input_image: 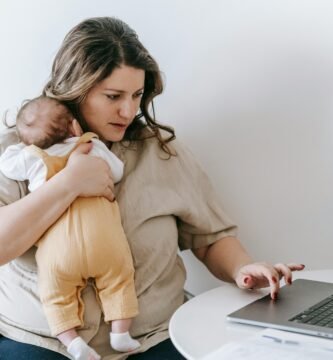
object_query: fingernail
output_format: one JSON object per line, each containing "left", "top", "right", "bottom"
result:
{"left": 301, "top": 264, "right": 305, "bottom": 268}
{"left": 288, "top": 278, "right": 292, "bottom": 285}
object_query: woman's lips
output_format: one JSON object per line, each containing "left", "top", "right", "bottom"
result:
{"left": 109, "top": 123, "right": 127, "bottom": 129}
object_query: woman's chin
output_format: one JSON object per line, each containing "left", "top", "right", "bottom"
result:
{"left": 104, "top": 134, "right": 126, "bottom": 143}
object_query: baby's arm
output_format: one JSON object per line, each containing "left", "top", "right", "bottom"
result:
{"left": 23, "top": 148, "right": 48, "bottom": 191}
{"left": 0, "top": 144, "right": 48, "bottom": 192}
{"left": 0, "top": 143, "right": 28, "bottom": 181}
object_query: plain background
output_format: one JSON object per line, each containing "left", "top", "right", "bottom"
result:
{"left": 1, "top": 0, "right": 333, "bottom": 295}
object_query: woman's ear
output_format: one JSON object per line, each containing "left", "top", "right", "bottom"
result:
{"left": 69, "top": 119, "right": 83, "bottom": 137}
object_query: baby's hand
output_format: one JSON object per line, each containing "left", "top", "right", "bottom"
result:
{"left": 235, "top": 262, "right": 305, "bottom": 299}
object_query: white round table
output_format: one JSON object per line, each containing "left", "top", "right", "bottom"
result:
{"left": 169, "top": 270, "right": 333, "bottom": 359}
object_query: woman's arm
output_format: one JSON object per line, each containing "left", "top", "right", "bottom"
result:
{"left": 0, "top": 143, "right": 114, "bottom": 265}
{"left": 192, "top": 236, "right": 252, "bottom": 283}
{"left": 192, "top": 236, "right": 304, "bottom": 299}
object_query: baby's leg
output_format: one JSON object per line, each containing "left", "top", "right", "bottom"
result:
{"left": 89, "top": 200, "right": 140, "bottom": 352}
{"left": 58, "top": 328, "right": 101, "bottom": 360}
{"left": 110, "top": 318, "right": 140, "bottom": 352}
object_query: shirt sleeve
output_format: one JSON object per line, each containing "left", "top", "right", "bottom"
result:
{"left": 171, "top": 140, "right": 238, "bottom": 250}
{"left": 0, "top": 129, "right": 29, "bottom": 206}
{"left": 0, "top": 143, "right": 28, "bottom": 181}
{"left": 90, "top": 138, "right": 124, "bottom": 183}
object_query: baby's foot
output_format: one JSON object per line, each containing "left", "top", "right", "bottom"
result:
{"left": 67, "top": 336, "right": 101, "bottom": 360}
{"left": 110, "top": 331, "right": 140, "bottom": 352}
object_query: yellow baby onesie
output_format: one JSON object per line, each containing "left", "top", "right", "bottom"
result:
{"left": 32, "top": 133, "right": 138, "bottom": 336}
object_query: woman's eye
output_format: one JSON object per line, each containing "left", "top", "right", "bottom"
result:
{"left": 134, "top": 92, "right": 144, "bottom": 98}
{"left": 106, "top": 94, "right": 119, "bottom": 100}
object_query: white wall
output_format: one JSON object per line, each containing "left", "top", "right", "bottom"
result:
{"left": 1, "top": 0, "right": 333, "bottom": 295}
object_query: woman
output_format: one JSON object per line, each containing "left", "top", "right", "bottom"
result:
{"left": 0, "top": 17, "right": 304, "bottom": 359}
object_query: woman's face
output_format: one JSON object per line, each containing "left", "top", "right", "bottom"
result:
{"left": 80, "top": 65, "right": 145, "bottom": 143}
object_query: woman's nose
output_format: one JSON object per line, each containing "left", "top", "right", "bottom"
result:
{"left": 119, "top": 100, "right": 136, "bottom": 120}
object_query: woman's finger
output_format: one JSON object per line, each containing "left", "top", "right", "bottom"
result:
{"left": 257, "top": 266, "right": 280, "bottom": 299}
{"left": 103, "top": 185, "right": 115, "bottom": 202}
{"left": 287, "top": 263, "right": 306, "bottom": 271}
{"left": 241, "top": 275, "right": 255, "bottom": 289}
{"left": 71, "top": 142, "right": 92, "bottom": 156}
{"left": 274, "top": 263, "right": 293, "bottom": 285}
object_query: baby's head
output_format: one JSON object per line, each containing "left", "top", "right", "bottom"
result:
{"left": 16, "top": 96, "right": 74, "bottom": 149}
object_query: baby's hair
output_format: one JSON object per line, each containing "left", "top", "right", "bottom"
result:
{"left": 16, "top": 95, "right": 73, "bottom": 149}
{"left": 1, "top": 109, "right": 14, "bottom": 128}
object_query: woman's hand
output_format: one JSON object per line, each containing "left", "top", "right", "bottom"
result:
{"left": 235, "top": 262, "right": 305, "bottom": 299}
{"left": 63, "top": 143, "right": 115, "bottom": 201}
{"left": 192, "top": 238, "right": 304, "bottom": 300}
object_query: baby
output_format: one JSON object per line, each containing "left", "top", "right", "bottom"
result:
{"left": 0, "top": 96, "right": 140, "bottom": 360}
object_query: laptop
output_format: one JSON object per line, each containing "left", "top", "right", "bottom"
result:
{"left": 227, "top": 279, "right": 333, "bottom": 339}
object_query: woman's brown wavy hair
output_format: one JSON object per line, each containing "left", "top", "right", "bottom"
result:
{"left": 43, "top": 16, "right": 175, "bottom": 155}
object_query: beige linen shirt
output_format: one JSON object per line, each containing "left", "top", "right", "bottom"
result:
{"left": 0, "top": 128, "right": 237, "bottom": 359}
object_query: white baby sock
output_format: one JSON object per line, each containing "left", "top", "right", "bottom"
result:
{"left": 110, "top": 331, "right": 140, "bottom": 352}
{"left": 67, "top": 336, "right": 101, "bottom": 360}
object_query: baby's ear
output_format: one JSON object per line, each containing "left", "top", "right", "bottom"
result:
{"left": 69, "top": 119, "right": 83, "bottom": 137}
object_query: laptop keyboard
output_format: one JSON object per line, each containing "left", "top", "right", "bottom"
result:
{"left": 289, "top": 294, "right": 333, "bottom": 327}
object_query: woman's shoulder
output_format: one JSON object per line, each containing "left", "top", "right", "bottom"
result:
{"left": 0, "top": 127, "right": 20, "bottom": 155}
{"left": 139, "top": 128, "right": 191, "bottom": 157}
{"left": 116, "top": 128, "right": 200, "bottom": 173}
{"left": 135, "top": 131, "right": 205, "bottom": 178}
